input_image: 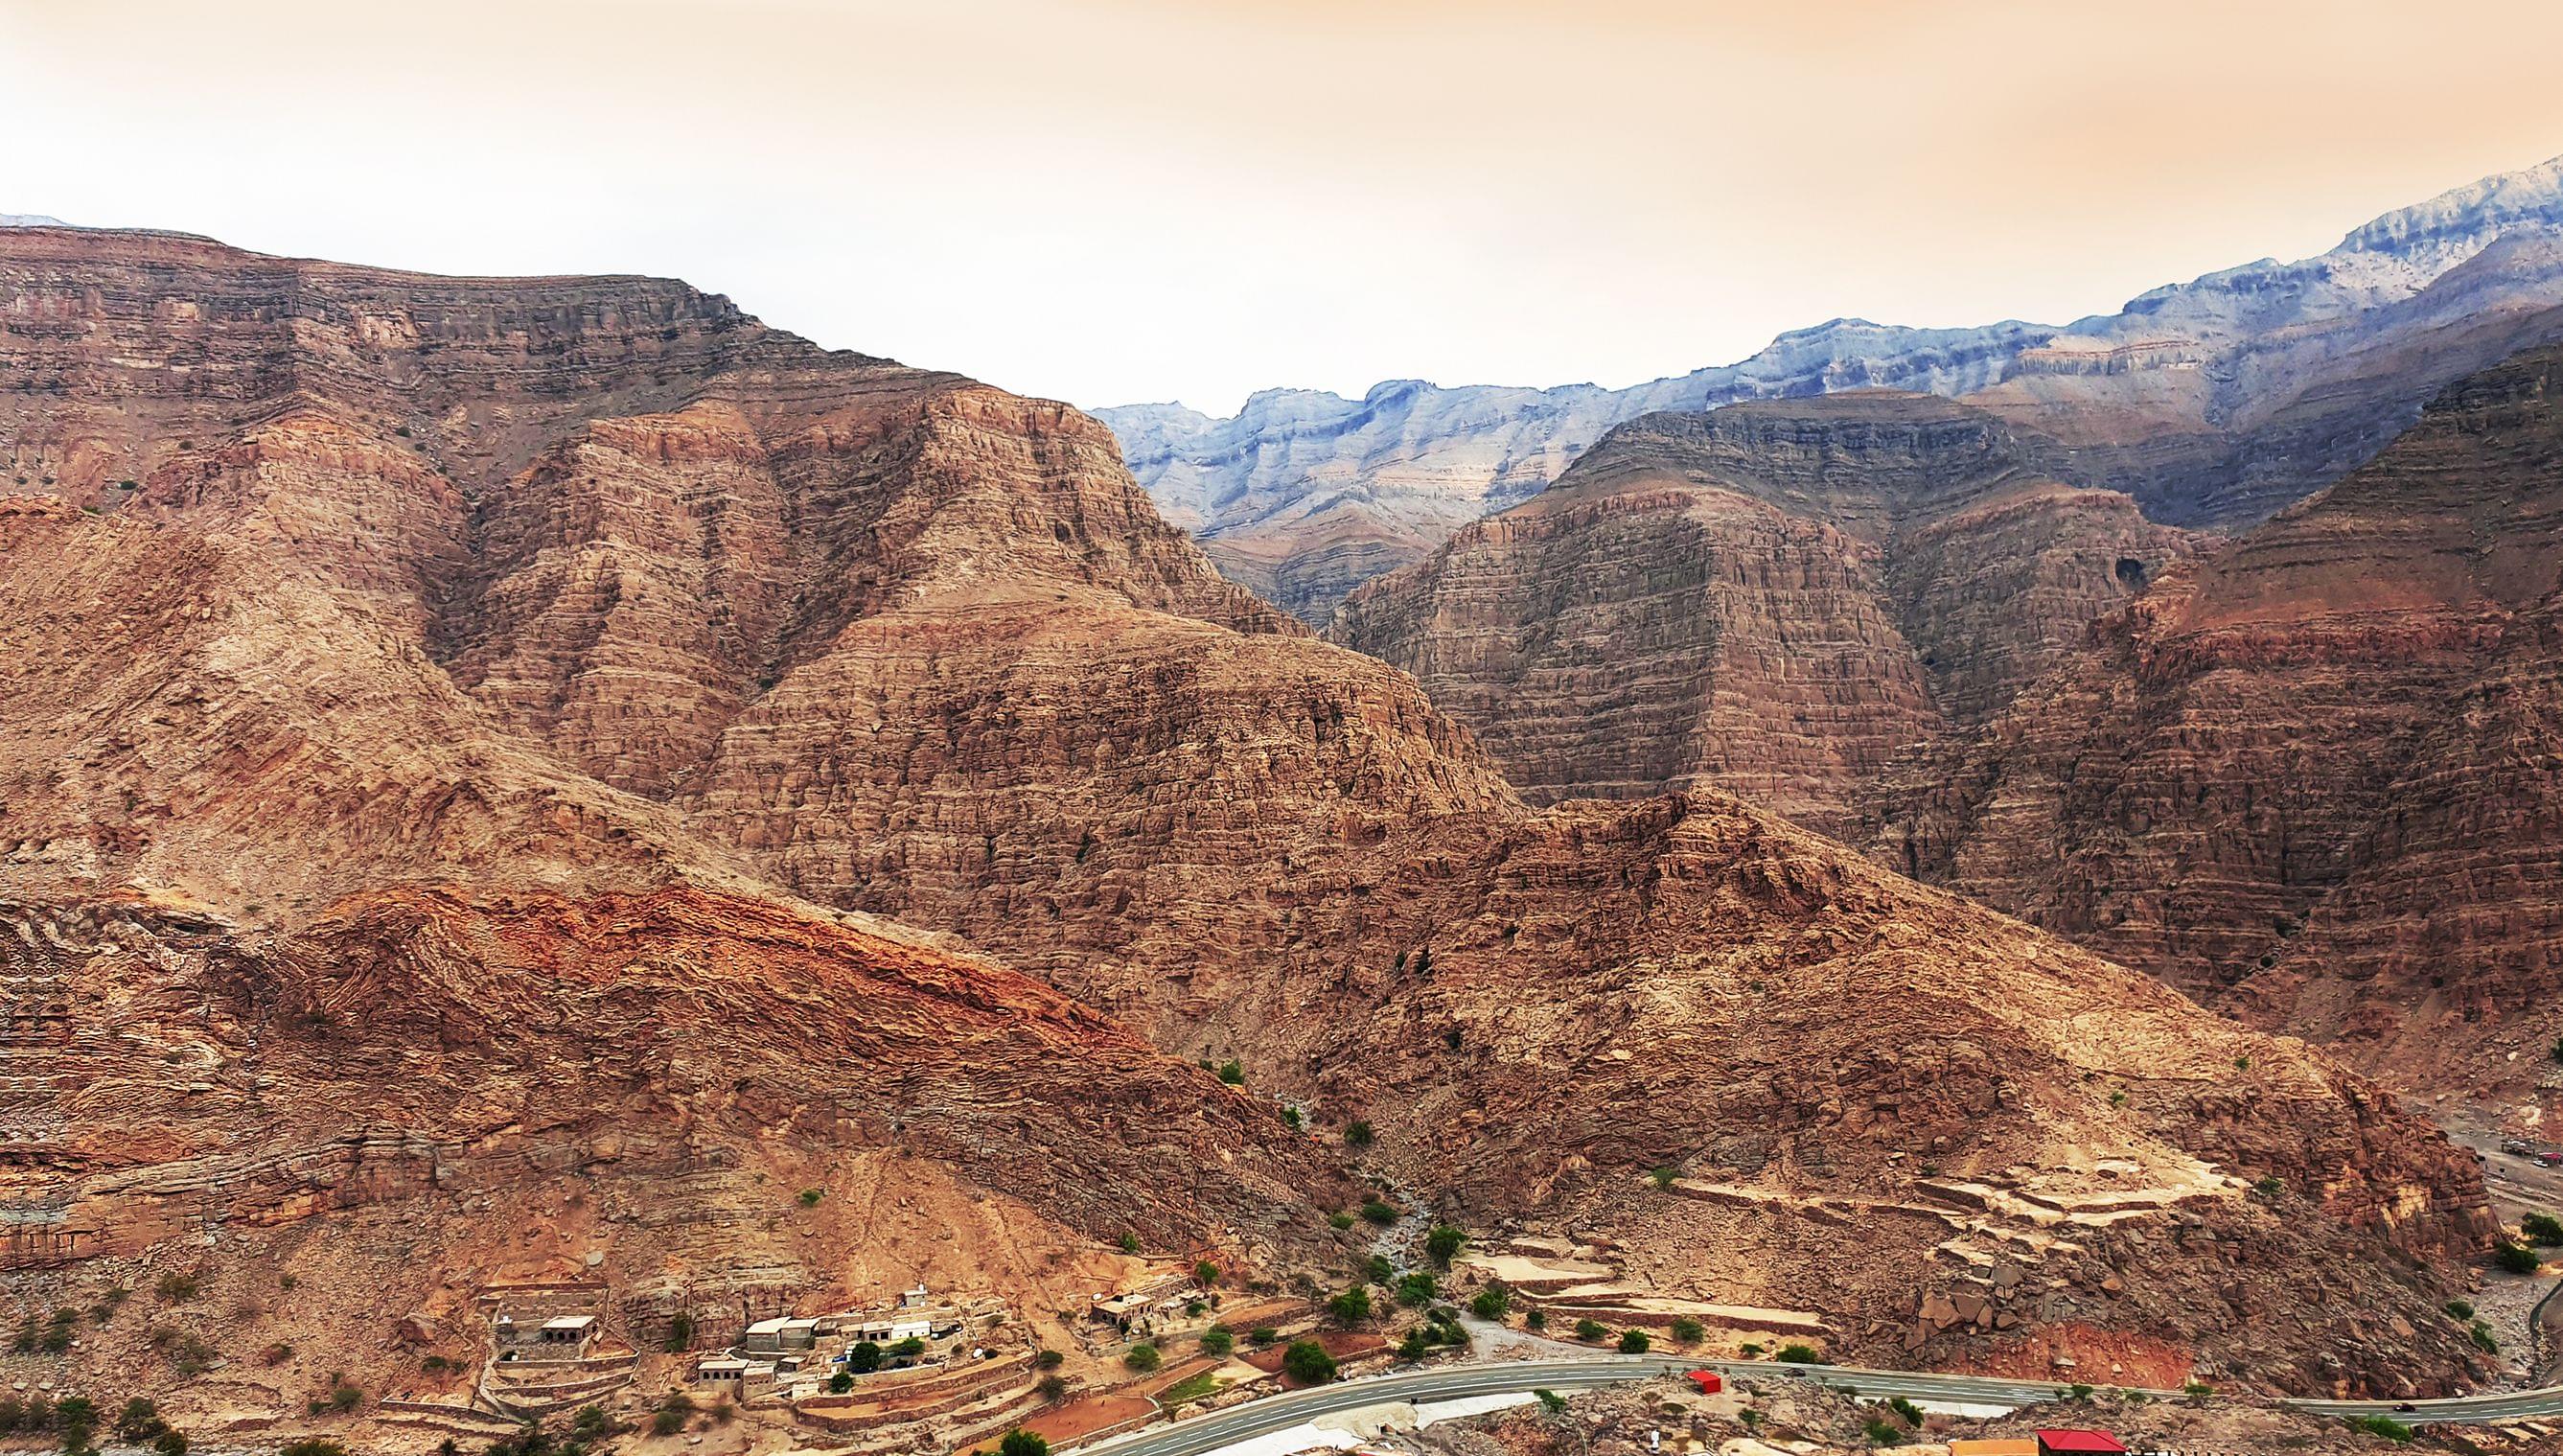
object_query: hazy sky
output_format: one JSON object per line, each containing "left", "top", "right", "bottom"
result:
{"left": 9, "top": 1, "right": 2563, "bottom": 415}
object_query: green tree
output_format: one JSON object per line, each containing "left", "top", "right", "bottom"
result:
{"left": 2444, "top": 1299, "right": 2475, "bottom": 1320}
{"left": 848, "top": 1341, "right": 883, "bottom": 1374}
{"left": 1397, "top": 1273, "right": 1438, "bottom": 1306}
{"left": 1424, "top": 1225, "right": 1465, "bottom": 1266}
{"left": 1000, "top": 1429, "right": 1051, "bottom": 1456}
{"left": 890, "top": 1336, "right": 928, "bottom": 1358}
{"left": 1250, "top": 1327, "right": 1280, "bottom": 1346}
{"left": 1618, "top": 1329, "right": 1651, "bottom": 1353}
{"left": 1397, "top": 1328, "right": 1429, "bottom": 1360}
{"left": 1195, "top": 1259, "right": 1222, "bottom": 1285}
{"left": 828, "top": 1371, "right": 853, "bottom": 1394}
{"left": 1328, "top": 1285, "right": 1373, "bottom": 1327}
{"left": 1036, "top": 1348, "right": 1065, "bottom": 1369}
{"left": 1201, "top": 1326, "right": 1234, "bottom": 1355}
{"left": 2524, "top": 1212, "right": 2563, "bottom": 1245}
{"left": 664, "top": 1310, "right": 695, "bottom": 1352}
{"left": 1669, "top": 1317, "right": 1704, "bottom": 1344}
{"left": 1360, "top": 1200, "right": 1397, "bottom": 1225}
{"left": 1776, "top": 1344, "right": 1823, "bottom": 1364}
{"left": 1123, "top": 1343, "right": 1161, "bottom": 1373}
{"left": 1470, "top": 1283, "right": 1512, "bottom": 1320}
{"left": 1282, "top": 1340, "right": 1337, "bottom": 1385}
{"left": 2496, "top": 1240, "right": 2543, "bottom": 1274}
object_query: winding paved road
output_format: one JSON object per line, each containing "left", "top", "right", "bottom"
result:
{"left": 1070, "top": 1353, "right": 2563, "bottom": 1456}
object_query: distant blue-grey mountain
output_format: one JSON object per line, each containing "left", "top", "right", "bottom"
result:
{"left": 1102, "top": 155, "right": 2563, "bottom": 620}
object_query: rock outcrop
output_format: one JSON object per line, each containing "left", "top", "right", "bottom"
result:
{"left": 1106, "top": 154, "right": 2563, "bottom": 619}
{"left": 1875, "top": 345, "right": 2563, "bottom": 1099}
{"left": 0, "top": 224, "right": 2500, "bottom": 1398}
{"left": 1329, "top": 395, "right": 2193, "bottom": 838}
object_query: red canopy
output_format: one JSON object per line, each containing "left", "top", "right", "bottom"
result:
{"left": 1683, "top": 1371, "right": 1722, "bottom": 1394}
{"left": 2034, "top": 1432, "right": 2127, "bottom": 1455}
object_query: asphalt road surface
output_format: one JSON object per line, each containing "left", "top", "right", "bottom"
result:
{"left": 1070, "top": 1354, "right": 2563, "bottom": 1456}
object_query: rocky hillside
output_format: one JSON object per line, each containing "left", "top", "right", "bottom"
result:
{"left": 1329, "top": 395, "right": 2193, "bottom": 839}
{"left": 0, "top": 225, "right": 2502, "bottom": 1404}
{"left": 1106, "top": 154, "right": 2563, "bottom": 620}
{"left": 1874, "top": 345, "right": 2563, "bottom": 1101}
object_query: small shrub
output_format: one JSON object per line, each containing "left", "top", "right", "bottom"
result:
{"left": 828, "top": 1371, "right": 853, "bottom": 1394}
{"left": 1282, "top": 1105, "right": 1303, "bottom": 1128}
{"left": 1250, "top": 1327, "right": 1280, "bottom": 1346}
{"left": 1366, "top": 1254, "right": 1395, "bottom": 1283}
{"left": 890, "top": 1335, "right": 928, "bottom": 1358}
{"left": 1776, "top": 1344, "right": 1823, "bottom": 1364}
{"left": 1037, "top": 1374, "right": 1070, "bottom": 1402}
{"left": 1740, "top": 1342, "right": 1763, "bottom": 1356}
{"left": 1649, "top": 1166, "right": 1677, "bottom": 1190}
{"left": 279, "top": 1444, "right": 351, "bottom": 1456}
{"left": 155, "top": 1270, "right": 200, "bottom": 1304}
{"left": 1282, "top": 1339, "right": 1336, "bottom": 1385}
{"left": 1573, "top": 1319, "right": 1606, "bottom": 1341}
{"left": 666, "top": 1310, "right": 695, "bottom": 1351}
{"left": 2347, "top": 1414, "right": 2414, "bottom": 1443}
{"left": 2183, "top": 1381, "right": 2214, "bottom": 1403}
{"left": 1397, "top": 1273, "right": 1438, "bottom": 1306}
{"left": 2445, "top": 1298, "right": 2476, "bottom": 1320}
{"left": 2524, "top": 1212, "right": 2563, "bottom": 1245}
{"left": 1471, "top": 1284, "right": 1512, "bottom": 1320}
{"left": 1000, "top": 1431, "right": 1051, "bottom": 1456}
{"left": 1888, "top": 1396, "right": 1923, "bottom": 1427}
{"left": 2233, "top": 1055, "right": 2251, "bottom": 1072}
{"left": 1425, "top": 1225, "right": 1465, "bottom": 1266}
{"left": 1328, "top": 1285, "right": 1373, "bottom": 1327}
{"left": 1328, "top": 1212, "right": 1355, "bottom": 1230}
{"left": 1119, "top": 1232, "right": 1142, "bottom": 1254}
{"left": 1397, "top": 1327, "right": 1429, "bottom": 1360}
{"left": 1216, "top": 1060, "right": 1245, "bottom": 1085}
{"left": 1201, "top": 1326, "right": 1234, "bottom": 1355}
{"left": 2471, "top": 1321, "right": 2499, "bottom": 1353}
{"left": 1360, "top": 1200, "right": 1397, "bottom": 1225}
{"left": 1534, "top": 1389, "right": 1568, "bottom": 1414}
{"left": 1345, "top": 1121, "right": 1374, "bottom": 1148}
{"left": 1618, "top": 1329, "right": 1651, "bottom": 1353}
{"left": 1195, "top": 1259, "right": 1222, "bottom": 1285}
{"left": 2496, "top": 1240, "right": 2542, "bottom": 1274}
{"left": 1036, "top": 1347, "right": 1065, "bottom": 1368}
{"left": 1524, "top": 1309, "right": 1547, "bottom": 1330}
{"left": 2253, "top": 1175, "right": 2284, "bottom": 1198}
{"left": 1122, "top": 1342, "right": 1161, "bottom": 1373}
{"left": 797, "top": 1188, "right": 825, "bottom": 1207}
{"left": 328, "top": 1382, "right": 362, "bottom": 1412}
{"left": 260, "top": 1340, "right": 294, "bottom": 1365}
{"left": 1669, "top": 1316, "right": 1704, "bottom": 1343}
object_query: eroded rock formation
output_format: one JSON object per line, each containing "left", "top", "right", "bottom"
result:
{"left": 1329, "top": 396, "right": 2193, "bottom": 838}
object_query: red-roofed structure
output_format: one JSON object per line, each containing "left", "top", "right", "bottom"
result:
{"left": 1683, "top": 1371, "right": 1722, "bottom": 1394}
{"left": 2034, "top": 1432, "right": 2126, "bottom": 1456}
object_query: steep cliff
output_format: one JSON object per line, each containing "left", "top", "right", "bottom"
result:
{"left": 1107, "top": 154, "right": 2563, "bottom": 619}
{"left": 0, "top": 226, "right": 2500, "bottom": 1401}
{"left": 1876, "top": 346, "right": 2563, "bottom": 1101}
{"left": 1328, "top": 395, "right": 2192, "bottom": 838}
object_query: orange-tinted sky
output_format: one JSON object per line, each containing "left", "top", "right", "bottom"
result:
{"left": 8, "top": 0, "right": 2563, "bottom": 412}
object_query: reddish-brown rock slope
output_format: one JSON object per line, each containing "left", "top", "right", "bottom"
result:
{"left": 1877, "top": 347, "right": 2563, "bottom": 1098}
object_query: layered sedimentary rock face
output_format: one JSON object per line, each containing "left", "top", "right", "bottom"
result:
{"left": 1875, "top": 346, "right": 2563, "bottom": 1097}
{"left": 0, "top": 226, "right": 2500, "bottom": 1398}
{"left": 1329, "top": 395, "right": 2192, "bottom": 839}
{"left": 1106, "top": 154, "right": 2563, "bottom": 620}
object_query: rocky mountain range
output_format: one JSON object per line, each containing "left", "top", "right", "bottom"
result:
{"left": 1106, "top": 154, "right": 2563, "bottom": 621}
{"left": 0, "top": 222, "right": 2505, "bottom": 1429}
